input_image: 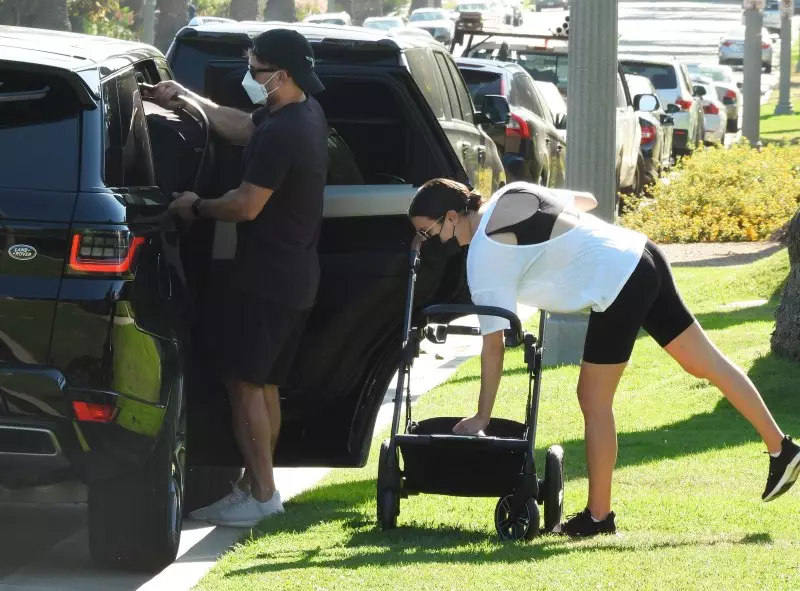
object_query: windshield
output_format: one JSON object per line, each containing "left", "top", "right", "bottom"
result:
{"left": 364, "top": 19, "right": 401, "bottom": 29}
{"left": 457, "top": 3, "right": 489, "bottom": 11}
{"left": 687, "top": 65, "right": 731, "bottom": 83}
{"left": 410, "top": 11, "right": 448, "bottom": 21}
{"left": 466, "top": 48, "right": 569, "bottom": 93}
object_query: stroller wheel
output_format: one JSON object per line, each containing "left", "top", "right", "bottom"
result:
{"left": 377, "top": 439, "right": 400, "bottom": 530}
{"left": 542, "top": 445, "right": 565, "bottom": 532}
{"left": 494, "top": 494, "right": 540, "bottom": 540}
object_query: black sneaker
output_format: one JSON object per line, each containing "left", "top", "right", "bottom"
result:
{"left": 762, "top": 435, "right": 800, "bottom": 502}
{"left": 558, "top": 508, "right": 617, "bottom": 538}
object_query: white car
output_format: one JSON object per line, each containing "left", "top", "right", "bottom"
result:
{"left": 691, "top": 77, "right": 727, "bottom": 145}
{"left": 303, "top": 12, "right": 353, "bottom": 26}
{"left": 685, "top": 63, "right": 741, "bottom": 133}
{"left": 408, "top": 8, "right": 456, "bottom": 44}
{"left": 362, "top": 16, "right": 406, "bottom": 31}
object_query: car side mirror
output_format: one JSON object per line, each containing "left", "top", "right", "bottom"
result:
{"left": 481, "top": 94, "right": 511, "bottom": 125}
{"left": 634, "top": 93, "right": 659, "bottom": 113}
{"left": 736, "top": 81, "right": 743, "bottom": 90}
{"left": 693, "top": 85, "right": 706, "bottom": 97}
{"left": 665, "top": 103, "right": 681, "bottom": 114}
{"left": 554, "top": 112, "right": 567, "bottom": 130}
{"left": 659, "top": 113, "right": 674, "bottom": 126}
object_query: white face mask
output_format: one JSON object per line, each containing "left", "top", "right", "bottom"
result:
{"left": 241, "top": 70, "right": 281, "bottom": 105}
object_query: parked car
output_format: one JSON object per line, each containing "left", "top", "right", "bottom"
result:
{"left": 621, "top": 56, "right": 704, "bottom": 158}
{"left": 465, "top": 36, "right": 641, "bottom": 194}
{"left": 533, "top": 79, "right": 567, "bottom": 141}
{"left": 536, "top": 0, "right": 568, "bottom": 8}
{"left": 453, "top": 0, "right": 506, "bottom": 31}
{"left": 742, "top": 0, "right": 781, "bottom": 32}
{"left": 625, "top": 73, "right": 674, "bottom": 187}
{"left": 690, "top": 77, "right": 727, "bottom": 145}
{"left": 718, "top": 24, "right": 774, "bottom": 73}
{"left": 684, "top": 62, "right": 741, "bottom": 133}
{"left": 362, "top": 16, "right": 406, "bottom": 31}
{"left": 457, "top": 57, "right": 567, "bottom": 187}
{"left": 303, "top": 11, "right": 353, "bottom": 26}
{"left": 0, "top": 21, "right": 500, "bottom": 573}
{"left": 408, "top": 8, "right": 456, "bottom": 44}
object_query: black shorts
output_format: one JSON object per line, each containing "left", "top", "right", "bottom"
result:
{"left": 213, "top": 289, "right": 310, "bottom": 386}
{"left": 583, "top": 239, "right": 695, "bottom": 364}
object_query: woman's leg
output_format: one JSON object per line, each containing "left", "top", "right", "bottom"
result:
{"left": 663, "top": 322, "right": 784, "bottom": 453}
{"left": 577, "top": 361, "right": 628, "bottom": 519}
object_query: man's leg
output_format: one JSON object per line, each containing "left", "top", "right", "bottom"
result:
{"left": 236, "top": 385, "right": 280, "bottom": 493}
{"left": 227, "top": 378, "right": 276, "bottom": 502}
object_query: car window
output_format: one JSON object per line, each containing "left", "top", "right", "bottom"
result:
{"left": 103, "top": 74, "right": 155, "bottom": 187}
{"left": 0, "top": 68, "right": 82, "bottom": 191}
{"left": 459, "top": 68, "right": 502, "bottom": 111}
{"left": 440, "top": 54, "right": 475, "bottom": 124}
{"left": 515, "top": 74, "right": 548, "bottom": 121}
{"left": 405, "top": 49, "right": 447, "bottom": 120}
{"left": 433, "top": 52, "right": 460, "bottom": 120}
{"left": 620, "top": 61, "right": 678, "bottom": 90}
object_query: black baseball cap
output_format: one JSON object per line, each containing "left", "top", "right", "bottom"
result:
{"left": 252, "top": 28, "right": 325, "bottom": 95}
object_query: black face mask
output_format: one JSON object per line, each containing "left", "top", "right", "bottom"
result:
{"left": 421, "top": 234, "right": 462, "bottom": 264}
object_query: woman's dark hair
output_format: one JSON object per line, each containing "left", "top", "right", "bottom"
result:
{"left": 408, "top": 178, "right": 484, "bottom": 219}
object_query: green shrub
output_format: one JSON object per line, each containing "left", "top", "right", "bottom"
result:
{"left": 620, "top": 142, "right": 800, "bottom": 243}
{"left": 194, "top": 0, "right": 231, "bottom": 17}
{"left": 69, "top": 0, "right": 136, "bottom": 39}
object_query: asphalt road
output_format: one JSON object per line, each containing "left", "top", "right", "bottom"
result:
{"left": 0, "top": 3, "right": 786, "bottom": 589}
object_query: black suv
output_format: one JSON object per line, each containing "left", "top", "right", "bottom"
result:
{"left": 0, "top": 23, "right": 484, "bottom": 572}
{"left": 456, "top": 57, "right": 566, "bottom": 187}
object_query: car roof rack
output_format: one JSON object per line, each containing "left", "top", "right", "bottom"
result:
{"left": 450, "top": 23, "right": 568, "bottom": 55}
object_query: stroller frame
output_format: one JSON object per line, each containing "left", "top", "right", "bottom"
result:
{"left": 376, "top": 242, "right": 565, "bottom": 540}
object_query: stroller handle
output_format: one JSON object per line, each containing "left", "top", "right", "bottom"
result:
{"left": 420, "top": 304, "right": 524, "bottom": 344}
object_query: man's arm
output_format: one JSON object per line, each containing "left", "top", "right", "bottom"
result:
{"left": 199, "top": 183, "right": 274, "bottom": 221}
{"left": 150, "top": 81, "right": 255, "bottom": 146}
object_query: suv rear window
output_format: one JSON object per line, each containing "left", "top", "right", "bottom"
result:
{"left": 459, "top": 69, "right": 502, "bottom": 107}
{"left": 621, "top": 62, "right": 677, "bottom": 90}
{"left": 0, "top": 68, "right": 82, "bottom": 191}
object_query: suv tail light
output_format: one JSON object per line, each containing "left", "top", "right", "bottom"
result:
{"left": 640, "top": 123, "right": 656, "bottom": 143}
{"left": 722, "top": 40, "right": 732, "bottom": 47}
{"left": 761, "top": 41, "right": 770, "bottom": 49}
{"left": 69, "top": 230, "right": 144, "bottom": 274}
{"left": 506, "top": 113, "right": 531, "bottom": 140}
{"left": 73, "top": 401, "right": 115, "bottom": 423}
{"left": 675, "top": 98, "right": 694, "bottom": 111}
{"left": 703, "top": 103, "right": 720, "bottom": 115}
{"left": 724, "top": 89, "right": 737, "bottom": 103}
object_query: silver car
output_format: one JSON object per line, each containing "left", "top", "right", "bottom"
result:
{"left": 685, "top": 63, "right": 741, "bottom": 133}
{"left": 718, "top": 25, "right": 774, "bottom": 74}
{"left": 408, "top": 8, "right": 456, "bottom": 44}
{"left": 691, "top": 77, "right": 728, "bottom": 145}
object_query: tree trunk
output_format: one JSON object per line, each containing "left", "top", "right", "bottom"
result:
{"left": 32, "top": 0, "right": 72, "bottom": 30}
{"left": 263, "top": 0, "right": 295, "bottom": 22}
{"left": 231, "top": 0, "right": 258, "bottom": 20}
{"left": 771, "top": 208, "right": 800, "bottom": 361}
{"left": 156, "top": 0, "right": 188, "bottom": 51}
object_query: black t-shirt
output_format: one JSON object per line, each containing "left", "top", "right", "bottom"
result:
{"left": 234, "top": 97, "right": 328, "bottom": 309}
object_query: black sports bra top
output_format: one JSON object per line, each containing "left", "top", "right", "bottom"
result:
{"left": 485, "top": 187, "right": 565, "bottom": 245}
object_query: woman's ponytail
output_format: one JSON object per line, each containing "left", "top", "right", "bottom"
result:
{"left": 465, "top": 191, "right": 484, "bottom": 212}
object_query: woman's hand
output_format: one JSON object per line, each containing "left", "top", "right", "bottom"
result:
{"left": 453, "top": 414, "right": 489, "bottom": 436}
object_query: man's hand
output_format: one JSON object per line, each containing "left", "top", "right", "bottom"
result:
{"left": 453, "top": 414, "right": 489, "bottom": 436}
{"left": 169, "top": 191, "right": 200, "bottom": 220}
{"left": 150, "top": 80, "right": 189, "bottom": 109}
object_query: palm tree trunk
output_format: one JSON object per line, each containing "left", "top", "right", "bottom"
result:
{"left": 263, "top": 0, "right": 296, "bottom": 22}
{"left": 231, "top": 0, "right": 259, "bottom": 20}
{"left": 32, "top": 0, "right": 72, "bottom": 30}
{"left": 772, "top": 208, "right": 800, "bottom": 361}
{"left": 156, "top": 0, "right": 188, "bottom": 51}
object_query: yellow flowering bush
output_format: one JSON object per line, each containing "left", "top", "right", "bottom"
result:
{"left": 620, "top": 143, "right": 800, "bottom": 243}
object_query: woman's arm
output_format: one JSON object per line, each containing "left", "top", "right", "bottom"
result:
{"left": 453, "top": 330, "right": 505, "bottom": 435}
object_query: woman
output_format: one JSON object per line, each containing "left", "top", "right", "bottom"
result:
{"left": 408, "top": 178, "right": 800, "bottom": 538}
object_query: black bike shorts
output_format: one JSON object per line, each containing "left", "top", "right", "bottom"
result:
{"left": 213, "top": 289, "right": 310, "bottom": 386}
{"left": 583, "top": 239, "right": 695, "bottom": 364}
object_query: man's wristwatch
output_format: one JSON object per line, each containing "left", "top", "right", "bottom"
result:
{"left": 191, "top": 198, "right": 203, "bottom": 219}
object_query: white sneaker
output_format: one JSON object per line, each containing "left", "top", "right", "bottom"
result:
{"left": 188, "top": 484, "right": 248, "bottom": 522}
{"left": 208, "top": 492, "right": 284, "bottom": 528}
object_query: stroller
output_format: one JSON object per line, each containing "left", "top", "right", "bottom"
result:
{"left": 376, "top": 237, "right": 566, "bottom": 540}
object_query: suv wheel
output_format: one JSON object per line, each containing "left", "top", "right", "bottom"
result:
{"left": 88, "top": 425, "right": 183, "bottom": 572}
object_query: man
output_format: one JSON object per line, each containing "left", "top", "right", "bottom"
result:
{"left": 151, "top": 28, "right": 328, "bottom": 527}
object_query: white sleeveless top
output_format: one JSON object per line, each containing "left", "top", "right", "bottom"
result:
{"left": 467, "top": 182, "right": 647, "bottom": 335}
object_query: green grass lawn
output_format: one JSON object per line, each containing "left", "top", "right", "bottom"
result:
{"left": 197, "top": 250, "right": 799, "bottom": 591}
{"left": 760, "top": 38, "right": 800, "bottom": 140}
